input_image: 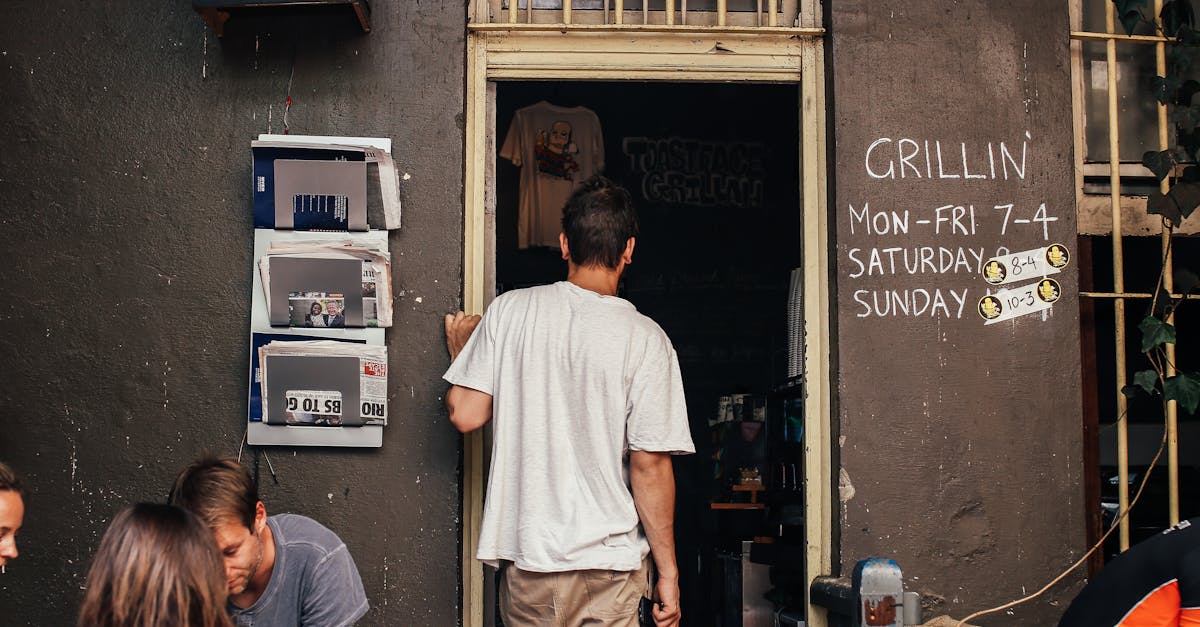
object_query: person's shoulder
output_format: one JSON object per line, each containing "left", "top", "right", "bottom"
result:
{"left": 619, "top": 310, "right": 675, "bottom": 356}
{"left": 271, "top": 514, "right": 347, "bottom": 554}
{"left": 625, "top": 308, "right": 670, "bottom": 338}
{"left": 490, "top": 283, "right": 559, "bottom": 310}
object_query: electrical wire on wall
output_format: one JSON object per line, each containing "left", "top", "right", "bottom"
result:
{"left": 953, "top": 413, "right": 1168, "bottom": 627}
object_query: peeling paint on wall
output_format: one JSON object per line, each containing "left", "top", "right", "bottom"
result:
{"left": 839, "top": 467, "right": 856, "bottom": 502}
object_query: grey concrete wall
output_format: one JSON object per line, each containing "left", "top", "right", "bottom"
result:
{"left": 828, "top": 2, "right": 1085, "bottom": 624}
{"left": 0, "top": 2, "right": 465, "bottom": 625}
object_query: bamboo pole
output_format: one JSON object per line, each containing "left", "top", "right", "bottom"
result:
{"left": 1105, "top": 1, "right": 1132, "bottom": 552}
{"left": 1154, "top": 0, "right": 1180, "bottom": 526}
{"left": 1071, "top": 30, "right": 1172, "bottom": 43}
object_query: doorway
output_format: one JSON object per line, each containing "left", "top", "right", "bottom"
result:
{"left": 488, "top": 81, "right": 804, "bottom": 625}
{"left": 461, "top": 18, "right": 831, "bottom": 627}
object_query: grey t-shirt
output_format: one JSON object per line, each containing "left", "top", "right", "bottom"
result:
{"left": 230, "top": 514, "right": 369, "bottom": 627}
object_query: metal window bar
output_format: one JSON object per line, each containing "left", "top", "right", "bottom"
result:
{"left": 1070, "top": 0, "right": 1181, "bottom": 552}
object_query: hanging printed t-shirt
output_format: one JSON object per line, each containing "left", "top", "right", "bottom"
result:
{"left": 500, "top": 101, "right": 604, "bottom": 249}
{"left": 1057, "top": 518, "right": 1200, "bottom": 627}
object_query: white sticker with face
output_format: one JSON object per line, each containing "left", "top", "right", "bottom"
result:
{"left": 981, "top": 278, "right": 1061, "bottom": 325}
{"left": 981, "top": 245, "right": 1069, "bottom": 286}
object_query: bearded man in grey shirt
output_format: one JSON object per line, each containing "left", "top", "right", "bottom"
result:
{"left": 445, "top": 176, "right": 695, "bottom": 627}
{"left": 170, "top": 456, "right": 369, "bottom": 627}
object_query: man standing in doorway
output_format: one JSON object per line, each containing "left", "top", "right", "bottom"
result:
{"left": 169, "top": 457, "right": 369, "bottom": 627}
{"left": 443, "top": 176, "right": 694, "bottom": 627}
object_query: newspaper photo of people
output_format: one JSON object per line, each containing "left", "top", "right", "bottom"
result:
{"left": 289, "top": 292, "right": 347, "bottom": 328}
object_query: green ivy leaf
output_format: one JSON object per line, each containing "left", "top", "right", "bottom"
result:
{"left": 1153, "top": 284, "right": 1174, "bottom": 317}
{"left": 1116, "top": 0, "right": 1149, "bottom": 12}
{"left": 1181, "top": 133, "right": 1200, "bottom": 163}
{"left": 1161, "top": 0, "right": 1195, "bottom": 37}
{"left": 1176, "top": 267, "right": 1200, "bottom": 294}
{"left": 1154, "top": 75, "right": 1183, "bottom": 104}
{"left": 1139, "top": 315, "right": 1177, "bottom": 351}
{"left": 1179, "top": 23, "right": 1200, "bottom": 43}
{"left": 1177, "top": 79, "right": 1200, "bottom": 106}
{"left": 1148, "top": 182, "right": 1200, "bottom": 225}
{"left": 1144, "top": 149, "right": 1177, "bottom": 180}
{"left": 1164, "top": 373, "right": 1200, "bottom": 413}
{"left": 1148, "top": 190, "right": 1184, "bottom": 225}
{"left": 1135, "top": 369, "right": 1161, "bottom": 395}
{"left": 1171, "top": 40, "right": 1197, "bottom": 72}
{"left": 1173, "top": 104, "right": 1200, "bottom": 128}
{"left": 1115, "top": 0, "right": 1150, "bottom": 33}
{"left": 1174, "top": 180, "right": 1200, "bottom": 220}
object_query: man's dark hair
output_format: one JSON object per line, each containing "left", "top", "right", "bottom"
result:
{"left": 0, "top": 462, "right": 25, "bottom": 500}
{"left": 168, "top": 456, "right": 258, "bottom": 531}
{"left": 561, "top": 176, "right": 639, "bottom": 270}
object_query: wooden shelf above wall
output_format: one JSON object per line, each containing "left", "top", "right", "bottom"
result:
{"left": 193, "top": 0, "right": 371, "bottom": 37}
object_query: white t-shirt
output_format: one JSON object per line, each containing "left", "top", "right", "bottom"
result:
{"left": 499, "top": 102, "right": 605, "bottom": 249}
{"left": 443, "top": 281, "right": 695, "bottom": 573}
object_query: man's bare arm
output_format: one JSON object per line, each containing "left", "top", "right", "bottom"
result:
{"left": 446, "top": 385, "right": 493, "bottom": 433}
{"left": 444, "top": 311, "right": 492, "bottom": 432}
{"left": 630, "top": 450, "right": 682, "bottom": 627}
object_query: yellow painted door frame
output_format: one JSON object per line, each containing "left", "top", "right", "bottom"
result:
{"left": 461, "top": 24, "right": 832, "bottom": 627}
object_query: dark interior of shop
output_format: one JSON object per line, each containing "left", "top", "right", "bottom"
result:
{"left": 1082, "top": 234, "right": 1200, "bottom": 562}
{"left": 493, "top": 81, "right": 805, "bottom": 625}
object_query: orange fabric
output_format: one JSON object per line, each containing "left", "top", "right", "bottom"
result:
{"left": 1119, "top": 581, "right": 1180, "bottom": 626}
{"left": 1179, "top": 608, "right": 1200, "bottom": 626}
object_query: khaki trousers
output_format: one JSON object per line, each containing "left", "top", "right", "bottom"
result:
{"left": 499, "top": 558, "right": 651, "bottom": 627}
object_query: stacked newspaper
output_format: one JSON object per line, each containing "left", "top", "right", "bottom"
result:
{"left": 258, "top": 341, "right": 388, "bottom": 427}
{"left": 259, "top": 239, "right": 393, "bottom": 327}
{"left": 252, "top": 135, "right": 401, "bottom": 230}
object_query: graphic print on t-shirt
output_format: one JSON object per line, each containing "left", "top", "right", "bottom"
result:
{"left": 500, "top": 102, "right": 604, "bottom": 248}
{"left": 535, "top": 121, "right": 581, "bottom": 180}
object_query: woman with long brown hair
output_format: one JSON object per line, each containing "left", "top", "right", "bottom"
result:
{"left": 77, "top": 503, "right": 232, "bottom": 627}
